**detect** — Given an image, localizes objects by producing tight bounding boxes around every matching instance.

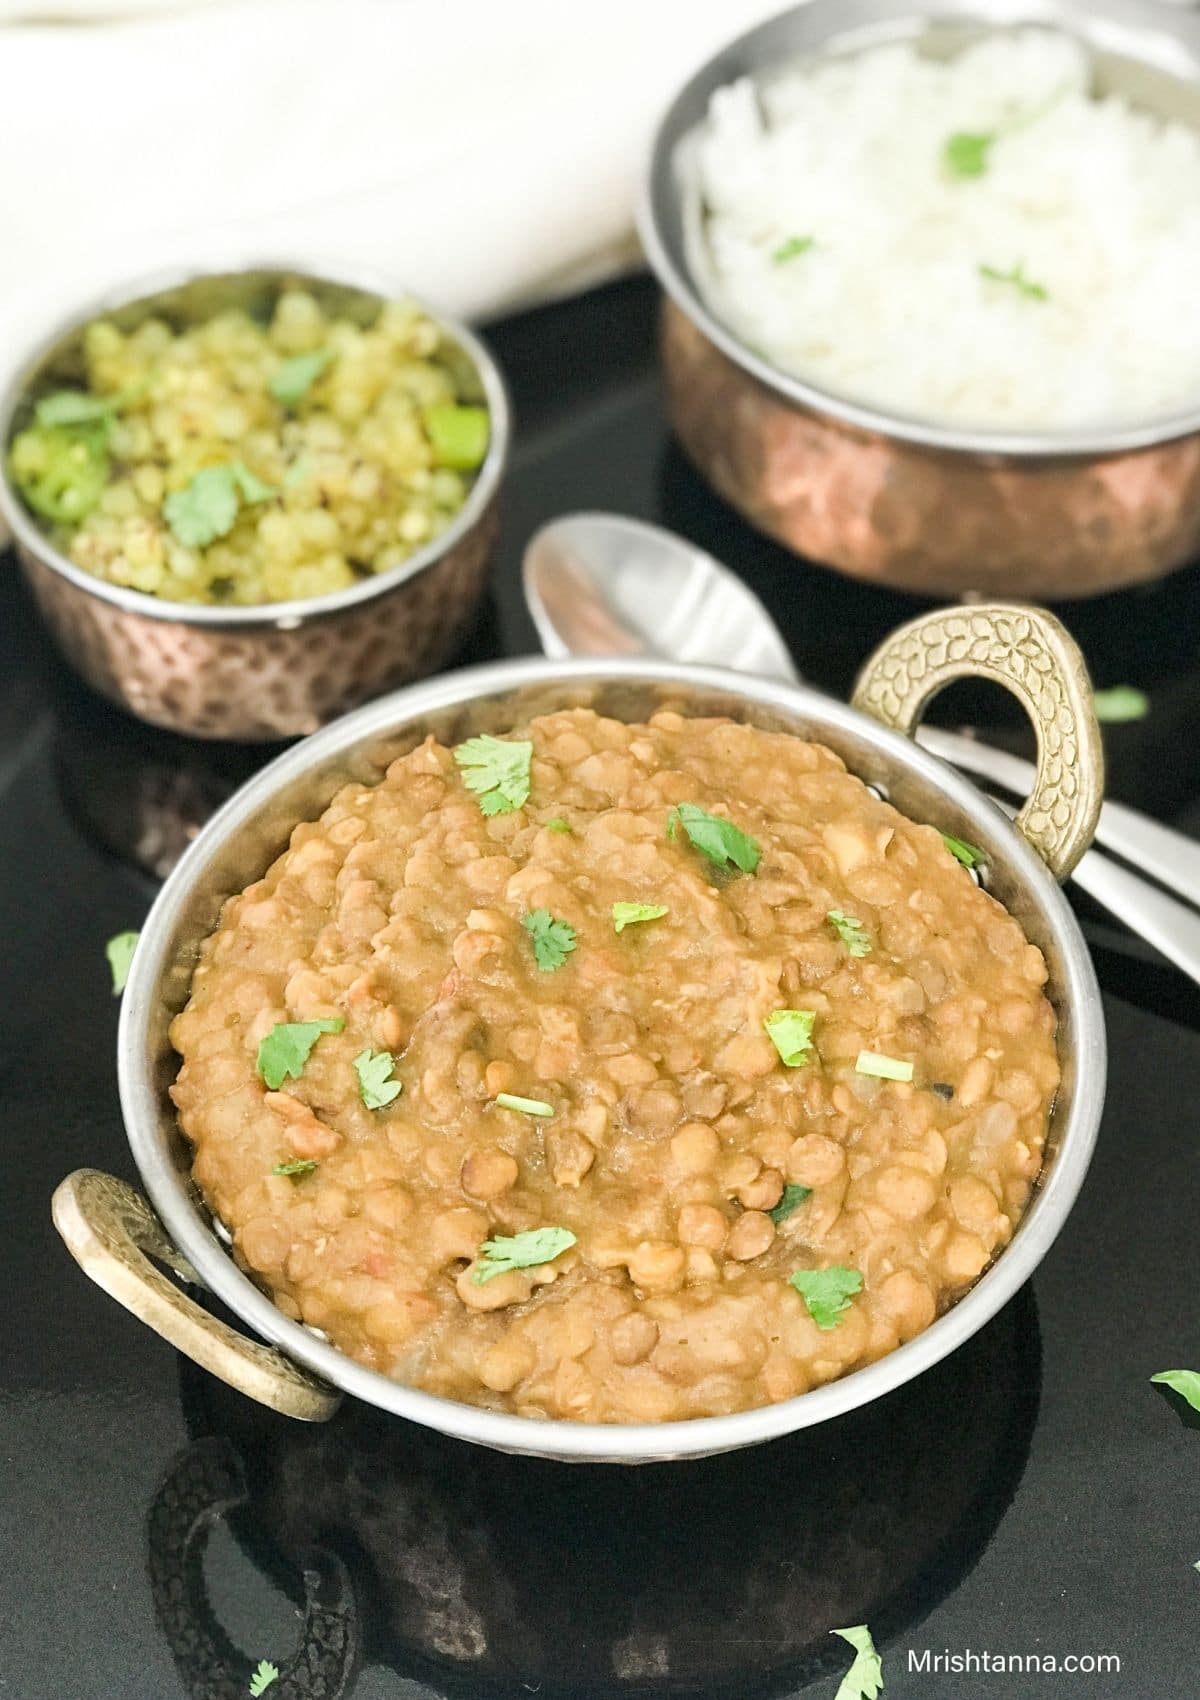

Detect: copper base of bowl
[662,299,1200,600]
[17,504,497,741]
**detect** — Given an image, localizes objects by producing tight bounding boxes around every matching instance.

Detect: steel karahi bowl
[639,0,1200,600]
[52,601,1106,1463]
[0,263,510,741]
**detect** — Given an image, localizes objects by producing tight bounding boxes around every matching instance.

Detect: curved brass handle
[52,1169,341,1423]
[851,603,1103,880]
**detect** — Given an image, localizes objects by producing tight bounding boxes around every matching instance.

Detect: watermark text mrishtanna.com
[909,1649,1121,1676]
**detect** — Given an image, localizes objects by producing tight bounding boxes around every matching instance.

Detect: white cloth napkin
[0,0,781,355]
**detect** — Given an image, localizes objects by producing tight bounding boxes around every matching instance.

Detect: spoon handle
[918,726,1200,907]
[1069,846,1200,987]
[982,789,1200,987]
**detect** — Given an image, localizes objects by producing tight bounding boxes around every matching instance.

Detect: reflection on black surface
[147,1437,359,1699]
[48,595,503,882]
[52,669,279,883]
[150,1290,1040,1700]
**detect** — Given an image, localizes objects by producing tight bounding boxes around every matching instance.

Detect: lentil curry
[170,708,1058,1423]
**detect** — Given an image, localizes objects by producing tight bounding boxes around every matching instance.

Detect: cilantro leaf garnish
[773,234,815,263]
[353,1048,402,1108]
[790,1265,863,1330]
[1093,685,1149,723]
[944,85,1065,181]
[855,1050,913,1083]
[522,908,577,971]
[1151,1369,1200,1415]
[269,348,333,408]
[106,930,139,995]
[612,901,668,934]
[473,1226,576,1284]
[256,1018,344,1089]
[494,1092,555,1117]
[827,910,871,957]
[272,1159,318,1179]
[424,403,490,470]
[35,389,126,430]
[832,1624,883,1700]
[544,818,572,833]
[764,1008,816,1067]
[769,1183,811,1224]
[667,803,761,874]
[453,733,533,815]
[231,461,276,504]
[944,130,993,177]
[940,830,983,869]
[163,462,276,549]
[249,1661,280,1697]
[979,260,1048,302]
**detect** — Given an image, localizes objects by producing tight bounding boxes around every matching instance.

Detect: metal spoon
[523,511,1200,987]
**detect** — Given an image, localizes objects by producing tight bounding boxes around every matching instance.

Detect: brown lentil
[170,708,1058,1423]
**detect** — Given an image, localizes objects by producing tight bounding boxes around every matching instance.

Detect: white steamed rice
[694,30,1200,432]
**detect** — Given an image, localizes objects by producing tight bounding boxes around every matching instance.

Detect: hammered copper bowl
[640,0,1200,600]
[0,264,509,740]
[52,602,1106,1463]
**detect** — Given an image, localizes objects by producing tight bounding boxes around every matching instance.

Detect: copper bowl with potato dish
[0,263,508,739]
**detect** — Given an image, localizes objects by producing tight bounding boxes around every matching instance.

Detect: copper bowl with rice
[639,0,1200,599]
[0,263,509,740]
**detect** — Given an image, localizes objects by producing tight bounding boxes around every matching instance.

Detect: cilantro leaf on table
[453,733,533,815]
[789,1265,863,1330]
[522,908,577,971]
[832,1624,884,1700]
[269,348,333,408]
[353,1048,402,1109]
[106,930,139,995]
[473,1226,577,1284]
[769,1183,812,1225]
[1093,686,1149,724]
[666,803,761,874]
[612,901,668,934]
[256,1018,344,1090]
[827,910,871,957]
[1152,1370,1200,1415]
[249,1661,280,1697]
[764,1008,816,1068]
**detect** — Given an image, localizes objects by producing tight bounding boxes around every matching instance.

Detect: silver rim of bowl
[118,655,1107,1461]
[637,0,1200,460]
[0,259,511,628]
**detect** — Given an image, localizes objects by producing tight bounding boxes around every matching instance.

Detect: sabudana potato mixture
[7,289,489,606]
[171,709,1058,1424]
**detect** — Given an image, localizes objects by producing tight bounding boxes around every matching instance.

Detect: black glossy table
[5,276,1200,1700]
